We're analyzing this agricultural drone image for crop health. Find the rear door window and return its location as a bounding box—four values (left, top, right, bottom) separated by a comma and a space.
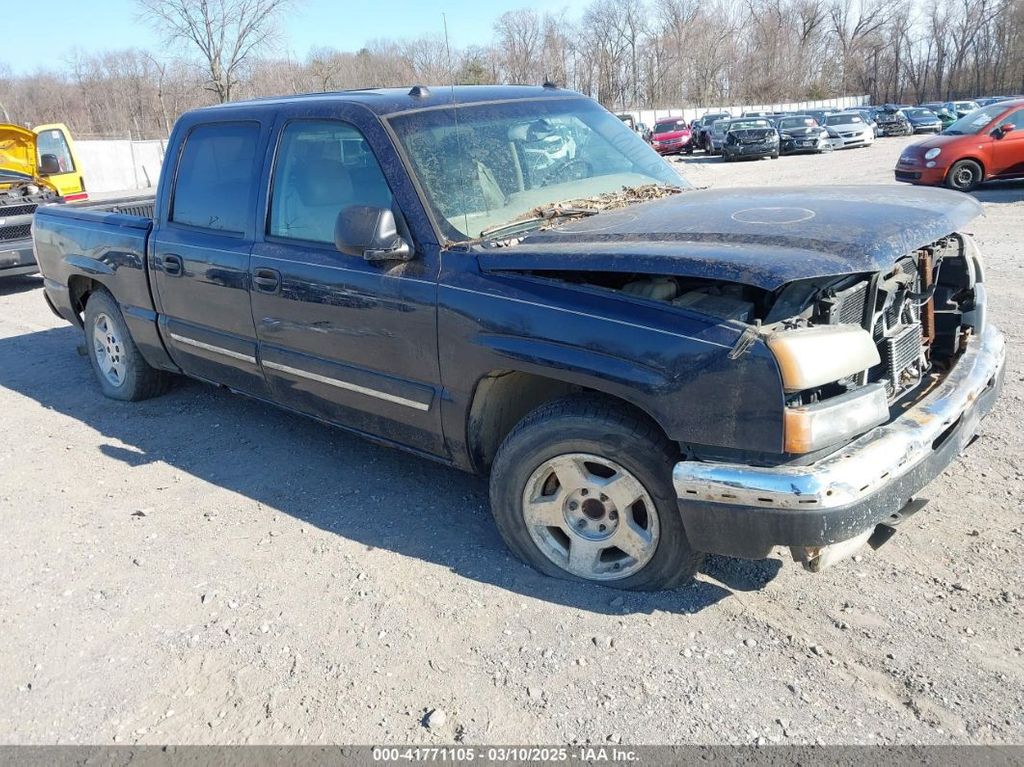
171, 122, 260, 234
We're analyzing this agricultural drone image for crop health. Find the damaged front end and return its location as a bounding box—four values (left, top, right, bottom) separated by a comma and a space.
480, 225, 1002, 573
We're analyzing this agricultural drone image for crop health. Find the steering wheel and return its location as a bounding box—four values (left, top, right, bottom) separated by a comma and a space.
545, 158, 593, 184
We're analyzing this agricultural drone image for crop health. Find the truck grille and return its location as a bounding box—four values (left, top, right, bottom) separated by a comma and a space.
883, 324, 923, 391
0, 223, 32, 242
0, 202, 38, 218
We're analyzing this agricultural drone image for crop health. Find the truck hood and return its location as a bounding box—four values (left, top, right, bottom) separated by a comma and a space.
477, 186, 983, 291
0, 124, 39, 180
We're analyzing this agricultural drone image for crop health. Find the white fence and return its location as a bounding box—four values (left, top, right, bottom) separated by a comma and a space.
621, 95, 871, 128
76, 139, 166, 194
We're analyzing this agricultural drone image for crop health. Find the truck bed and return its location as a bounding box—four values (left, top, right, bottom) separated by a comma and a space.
32, 198, 158, 328
2, 194, 155, 278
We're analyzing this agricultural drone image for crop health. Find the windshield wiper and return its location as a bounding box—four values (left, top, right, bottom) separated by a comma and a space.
480, 207, 598, 241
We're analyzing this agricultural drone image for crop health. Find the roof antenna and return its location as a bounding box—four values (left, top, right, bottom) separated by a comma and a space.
442, 12, 470, 237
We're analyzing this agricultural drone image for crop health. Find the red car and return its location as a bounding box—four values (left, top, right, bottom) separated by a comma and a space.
895, 99, 1024, 191
650, 118, 693, 155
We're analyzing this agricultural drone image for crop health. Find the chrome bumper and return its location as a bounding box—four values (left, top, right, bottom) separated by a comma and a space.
674, 323, 1004, 515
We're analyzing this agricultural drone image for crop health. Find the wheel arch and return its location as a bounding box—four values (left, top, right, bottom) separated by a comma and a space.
945, 155, 987, 182
465, 368, 672, 474
67, 275, 104, 324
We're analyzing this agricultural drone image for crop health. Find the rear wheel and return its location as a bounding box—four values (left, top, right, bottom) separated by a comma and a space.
489, 395, 703, 591
946, 159, 983, 192
84, 289, 170, 401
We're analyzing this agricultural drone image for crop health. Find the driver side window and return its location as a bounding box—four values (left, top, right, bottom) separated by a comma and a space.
1003, 110, 1024, 131
269, 120, 393, 245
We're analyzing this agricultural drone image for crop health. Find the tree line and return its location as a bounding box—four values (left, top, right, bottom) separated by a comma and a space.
1, 0, 1021, 140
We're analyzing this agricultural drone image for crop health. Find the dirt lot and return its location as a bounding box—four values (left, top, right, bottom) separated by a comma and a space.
1, 135, 1021, 746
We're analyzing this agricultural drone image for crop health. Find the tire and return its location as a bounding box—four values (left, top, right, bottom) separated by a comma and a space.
489, 395, 703, 591
84, 288, 170, 401
946, 159, 983, 192
770, 152, 779, 159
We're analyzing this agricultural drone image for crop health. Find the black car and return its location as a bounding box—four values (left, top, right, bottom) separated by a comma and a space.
902, 107, 943, 133
775, 115, 831, 154
721, 118, 779, 161
693, 112, 731, 151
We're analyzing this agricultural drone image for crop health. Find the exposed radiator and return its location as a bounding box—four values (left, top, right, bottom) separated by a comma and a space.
884, 324, 923, 391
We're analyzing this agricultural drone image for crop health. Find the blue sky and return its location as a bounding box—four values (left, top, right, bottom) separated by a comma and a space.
6, 0, 590, 73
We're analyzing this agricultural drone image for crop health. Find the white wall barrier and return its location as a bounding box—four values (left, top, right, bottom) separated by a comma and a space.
622, 95, 871, 128
76, 139, 166, 194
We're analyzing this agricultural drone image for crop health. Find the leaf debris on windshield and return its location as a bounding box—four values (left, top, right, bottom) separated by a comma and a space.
522, 184, 683, 219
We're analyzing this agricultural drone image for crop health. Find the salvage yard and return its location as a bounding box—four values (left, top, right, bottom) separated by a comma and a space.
0, 134, 1021, 745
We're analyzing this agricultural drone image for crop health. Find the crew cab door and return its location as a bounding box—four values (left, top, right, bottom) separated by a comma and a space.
248, 112, 444, 456
989, 109, 1024, 178
150, 119, 271, 397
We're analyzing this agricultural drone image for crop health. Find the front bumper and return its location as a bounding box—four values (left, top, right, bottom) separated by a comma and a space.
723, 143, 778, 158
654, 141, 690, 155
895, 163, 947, 185
781, 136, 827, 153
0, 239, 38, 277
673, 323, 1006, 561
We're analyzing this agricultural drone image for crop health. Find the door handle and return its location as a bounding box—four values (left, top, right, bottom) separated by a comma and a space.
252, 267, 281, 293
163, 254, 183, 276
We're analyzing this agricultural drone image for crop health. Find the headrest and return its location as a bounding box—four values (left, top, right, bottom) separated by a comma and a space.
294, 159, 353, 207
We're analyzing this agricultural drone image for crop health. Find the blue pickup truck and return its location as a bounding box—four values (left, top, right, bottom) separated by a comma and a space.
32, 86, 1005, 589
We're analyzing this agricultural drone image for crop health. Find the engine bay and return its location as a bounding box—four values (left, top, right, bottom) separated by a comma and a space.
525, 233, 979, 407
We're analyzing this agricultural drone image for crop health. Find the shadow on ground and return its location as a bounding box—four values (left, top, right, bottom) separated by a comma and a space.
0, 274, 43, 297
972, 179, 1024, 204
0, 324, 782, 615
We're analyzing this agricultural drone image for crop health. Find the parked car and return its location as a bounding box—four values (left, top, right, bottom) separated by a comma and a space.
775, 115, 831, 154
32, 85, 1004, 587
693, 112, 731, 151
721, 117, 779, 161
895, 98, 1024, 191
903, 107, 943, 133
1, 122, 89, 277
650, 118, 694, 155
873, 105, 913, 136
945, 100, 980, 117
823, 112, 874, 149
705, 118, 731, 155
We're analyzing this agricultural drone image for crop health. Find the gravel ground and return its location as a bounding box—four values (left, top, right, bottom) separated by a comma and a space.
0, 135, 1021, 746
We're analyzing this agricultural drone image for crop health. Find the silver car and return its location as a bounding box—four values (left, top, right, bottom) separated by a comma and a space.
824, 112, 875, 149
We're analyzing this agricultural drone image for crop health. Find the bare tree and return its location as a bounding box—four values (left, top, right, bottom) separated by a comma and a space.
135, 0, 295, 102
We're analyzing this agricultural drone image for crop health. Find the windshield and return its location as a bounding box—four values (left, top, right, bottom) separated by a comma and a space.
653, 119, 687, 134
905, 109, 933, 118
389, 98, 687, 241
779, 117, 818, 129
826, 114, 863, 126
944, 103, 1005, 135
729, 119, 771, 130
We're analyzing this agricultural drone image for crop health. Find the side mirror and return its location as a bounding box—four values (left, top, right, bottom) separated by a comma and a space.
39, 153, 61, 175
998, 123, 1015, 136
334, 205, 412, 262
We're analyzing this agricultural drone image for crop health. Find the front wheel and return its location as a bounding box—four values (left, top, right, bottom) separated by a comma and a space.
946, 159, 983, 192
489, 395, 703, 591
84, 289, 171, 401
